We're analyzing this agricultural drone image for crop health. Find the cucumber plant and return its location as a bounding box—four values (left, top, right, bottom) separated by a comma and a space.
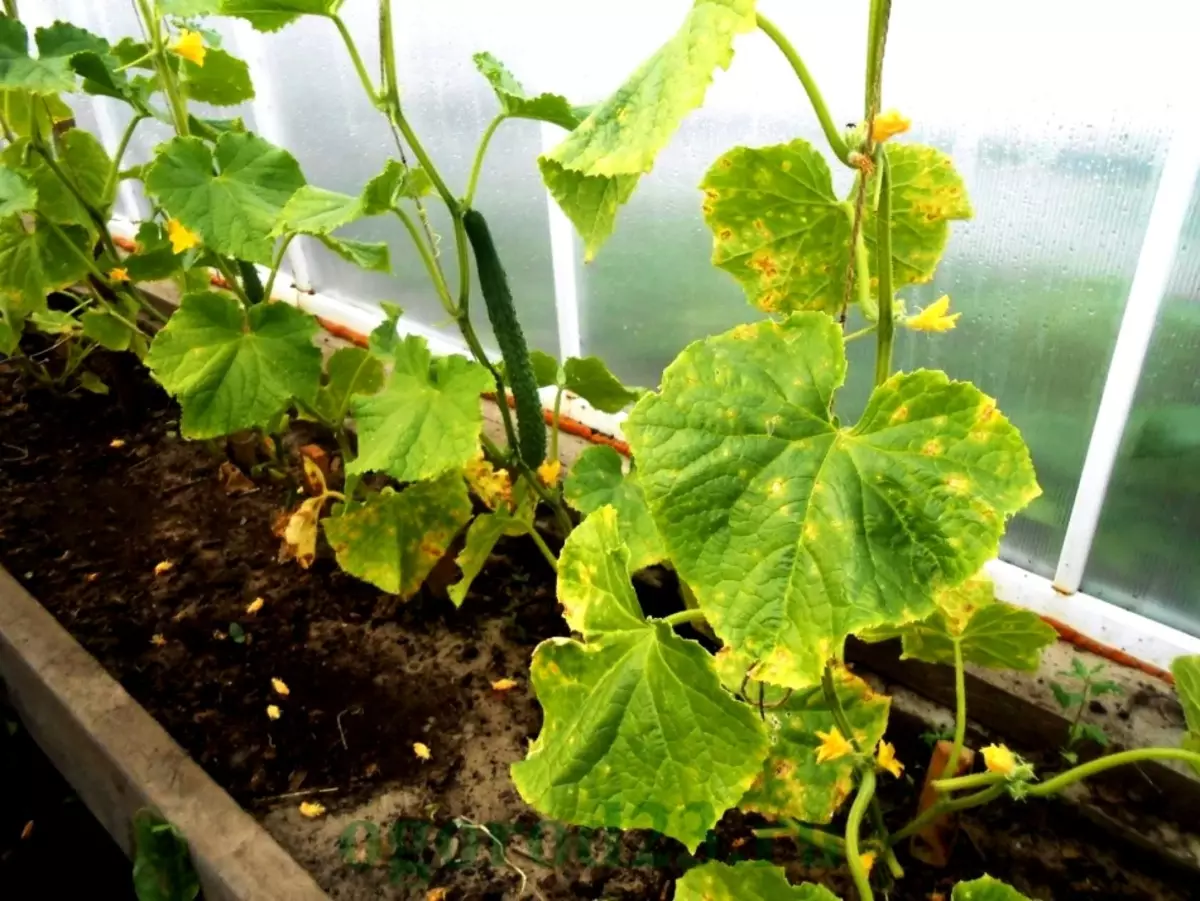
511, 2, 1200, 898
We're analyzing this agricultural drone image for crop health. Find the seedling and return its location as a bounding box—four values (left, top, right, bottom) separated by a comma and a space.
1050, 656, 1123, 763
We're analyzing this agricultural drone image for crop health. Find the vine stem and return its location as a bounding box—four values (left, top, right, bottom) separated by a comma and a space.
331, 15, 379, 106
465, 114, 507, 209
136, 0, 189, 136
755, 13, 850, 165
844, 768, 876, 901
661, 609, 706, 628
844, 324, 875, 342
755, 819, 847, 855
101, 114, 146, 209
549, 384, 564, 471
2, 0, 16, 19
890, 783, 1004, 845
1025, 747, 1200, 797
263, 233, 298, 303
214, 256, 250, 307
526, 527, 558, 571
872, 150, 894, 386
943, 640, 968, 778
933, 771, 1002, 794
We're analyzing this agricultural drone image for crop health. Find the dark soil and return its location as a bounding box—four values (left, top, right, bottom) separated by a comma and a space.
0, 359, 1195, 901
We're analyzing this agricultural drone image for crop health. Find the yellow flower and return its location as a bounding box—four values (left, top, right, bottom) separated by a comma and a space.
537, 459, 562, 486
491, 678, 518, 692
108, 267, 130, 283
413, 742, 431, 761
271, 677, 291, 697
871, 109, 910, 142
169, 30, 206, 67
266, 705, 281, 720
904, 295, 960, 333
859, 851, 877, 873
982, 744, 1017, 776
150, 633, 167, 647
876, 740, 904, 778
298, 801, 326, 818
166, 218, 200, 254
815, 727, 854, 764
246, 597, 264, 615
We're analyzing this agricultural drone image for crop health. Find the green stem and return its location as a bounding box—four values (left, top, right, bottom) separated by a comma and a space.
391, 207, 456, 316
844, 325, 875, 342
2, 0, 17, 19
943, 640, 968, 778
331, 15, 380, 105
890, 783, 1004, 845
1026, 748, 1200, 798
464, 114, 507, 209
864, 0, 892, 121
933, 771, 1002, 794
263, 233, 298, 302
214, 256, 250, 307
526, 527, 558, 571
101, 114, 146, 207
844, 769, 876, 901
756, 13, 850, 165
661, 609, 707, 628
549, 383, 564, 469
755, 820, 846, 855
872, 150, 894, 386
137, 0, 189, 137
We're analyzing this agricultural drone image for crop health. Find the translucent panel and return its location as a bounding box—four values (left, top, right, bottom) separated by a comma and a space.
567, 0, 1193, 576
1083, 185, 1200, 636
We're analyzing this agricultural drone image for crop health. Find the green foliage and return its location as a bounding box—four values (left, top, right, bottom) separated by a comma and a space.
675, 861, 839, 901
448, 492, 535, 607
473, 52, 585, 130
1049, 656, 1123, 760
145, 291, 322, 438
626, 313, 1040, 688
324, 473, 472, 597
144, 132, 305, 265
131, 809, 200, 901
219, 0, 344, 32
314, 346, 385, 425
0, 19, 77, 94
512, 508, 768, 851
540, 0, 758, 259
951, 876, 1032, 901
563, 445, 664, 571
0, 166, 37, 217
4, 130, 114, 230
0, 217, 90, 317
81, 309, 135, 352
1174, 655, 1200, 771
349, 335, 492, 483
180, 48, 255, 106
562, 356, 642, 413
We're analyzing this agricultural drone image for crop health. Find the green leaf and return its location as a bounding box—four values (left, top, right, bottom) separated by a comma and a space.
0, 218, 90, 317
1049, 683, 1082, 710
324, 473, 472, 597
180, 48, 254, 106
145, 291, 321, 438
563, 355, 642, 413
528, 348, 560, 388
144, 132, 305, 265
367, 302, 403, 360
77, 370, 109, 394
218, 0, 343, 32
29, 308, 80, 335
675, 861, 839, 901
81, 309, 134, 351
349, 336, 492, 483
275, 185, 363, 236
473, 52, 585, 130
556, 506, 648, 635
0, 166, 37, 217
625, 313, 1041, 688
1172, 655, 1200, 772
448, 495, 534, 608
0, 313, 18, 355
702, 140, 852, 315
124, 222, 183, 282
951, 876, 1032, 901
360, 159, 431, 214
539, 0, 757, 259
0, 20, 75, 94
187, 114, 246, 142
564, 446, 664, 571
736, 666, 889, 824
0, 90, 74, 138
34, 22, 109, 60
4, 130, 114, 228
317, 235, 390, 273
314, 345, 384, 424
131, 809, 200, 901
864, 143, 972, 292
162, 0, 224, 17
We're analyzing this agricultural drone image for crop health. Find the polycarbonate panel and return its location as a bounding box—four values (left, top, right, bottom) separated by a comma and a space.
1083, 185, 1200, 636
569, 0, 1192, 577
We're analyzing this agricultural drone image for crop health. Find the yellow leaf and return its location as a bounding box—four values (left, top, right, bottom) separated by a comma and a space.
490, 678, 519, 692
301, 455, 328, 496
169, 30, 206, 67
166, 218, 201, 254
464, 451, 513, 511
109, 438, 126, 449
537, 459, 562, 486
298, 801, 326, 819
871, 109, 910, 142
904, 295, 960, 333
280, 496, 324, 569
412, 742, 431, 761
150, 633, 167, 647
246, 597, 264, 615
272, 678, 290, 697
153, 560, 174, 576
814, 727, 853, 764
876, 740, 904, 778
982, 743, 1017, 776
267, 704, 281, 720
108, 267, 130, 283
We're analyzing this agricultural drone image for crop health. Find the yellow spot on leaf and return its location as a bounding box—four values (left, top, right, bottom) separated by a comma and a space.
945, 474, 970, 494
169, 30, 206, 67
465, 451, 513, 511
768, 478, 785, 498
298, 801, 326, 819
153, 560, 174, 576
921, 439, 943, 456
815, 727, 853, 764
272, 678, 290, 697
890, 405, 909, 423
904, 295, 959, 332
166, 218, 201, 254
246, 597, 264, 615
413, 742, 431, 761
267, 704, 281, 720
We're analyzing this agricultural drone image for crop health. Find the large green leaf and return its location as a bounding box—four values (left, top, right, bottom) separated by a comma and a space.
349, 335, 492, 483
473, 52, 585, 131
1171, 655, 1200, 771
0, 218, 90, 317
675, 861, 839, 901
180, 48, 254, 106
81, 310, 135, 352
144, 132, 305, 265
625, 313, 1040, 688
557, 506, 648, 635
219, 0, 343, 31
0, 166, 37, 218
737, 667, 889, 824
951, 876, 1031, 901
447, 493, 534, 608
564, 446, 664, 571
539, 0, 757, 259
0, 20, 75, 94
863, 143, 972, 292
702, 140, 853, 315
313, 346, 384, 424
275, 185, 363, 236
145, 291, 321, 438
324, 473, 472, 597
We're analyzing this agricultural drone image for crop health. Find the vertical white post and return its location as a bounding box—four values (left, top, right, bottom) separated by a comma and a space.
228, 20, 313, 290
541, 123, 582, 361
1053, 120, 1200, 594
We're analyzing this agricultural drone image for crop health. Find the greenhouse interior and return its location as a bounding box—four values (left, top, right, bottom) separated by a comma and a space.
1, 1, 1199, 899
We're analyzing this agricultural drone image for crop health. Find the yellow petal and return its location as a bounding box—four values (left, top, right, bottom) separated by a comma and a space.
153, 560, 174, 576
875, 740, 904, 778
904, 295, 961, 333
871, 109, 911, 142
814, 727, 854, 764
169, 30, 206, 67
860, 851, 877, 873
412, 742, 431, 761
109, 439, 126, 449
271, 677, 291, 697
166, 218, 201, 254
150, 633, 167, 647
490, 678, 519, 692
298, 801, 326, 818
982, 743, 1017, 776
267, 704, 282, 720
537, 459, 562, 486
108, 267, 130, 283
246, 597, 264, 615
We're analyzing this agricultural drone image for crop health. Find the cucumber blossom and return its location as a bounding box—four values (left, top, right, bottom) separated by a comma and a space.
463, 208, 547, 469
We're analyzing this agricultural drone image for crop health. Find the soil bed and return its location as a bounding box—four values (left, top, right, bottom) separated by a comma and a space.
0, 359, 1194, 900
